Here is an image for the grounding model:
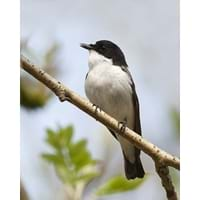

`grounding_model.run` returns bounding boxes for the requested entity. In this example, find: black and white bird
[81,40,145,179]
